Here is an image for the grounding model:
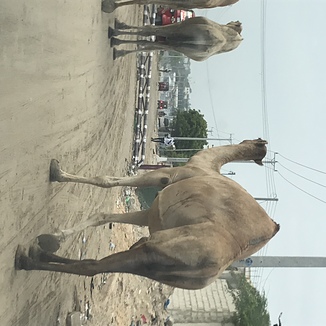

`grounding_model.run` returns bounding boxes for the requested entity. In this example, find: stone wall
[169,277,235,325]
